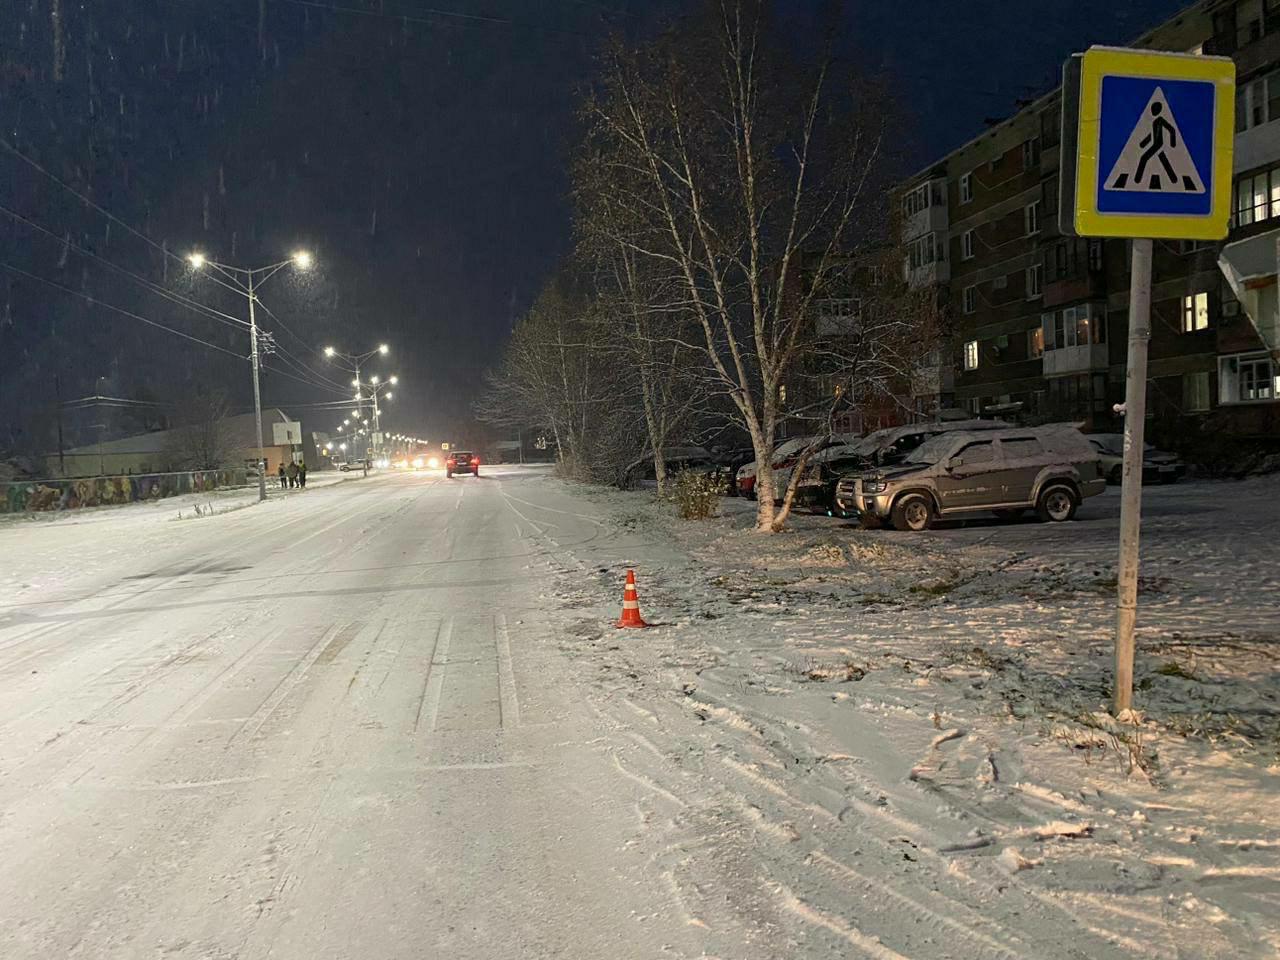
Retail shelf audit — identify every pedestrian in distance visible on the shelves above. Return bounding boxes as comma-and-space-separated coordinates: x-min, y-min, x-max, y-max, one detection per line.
278, 463, 287, 490
287, 460, 298, 489
298, 461, 307, 489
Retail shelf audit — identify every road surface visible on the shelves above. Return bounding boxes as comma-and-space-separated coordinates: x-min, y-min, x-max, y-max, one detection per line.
0, 466, 730, 959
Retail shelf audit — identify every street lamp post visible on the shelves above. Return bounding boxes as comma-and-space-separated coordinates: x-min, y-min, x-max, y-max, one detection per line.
189, 250, 312, 502
324, 343, 390, 475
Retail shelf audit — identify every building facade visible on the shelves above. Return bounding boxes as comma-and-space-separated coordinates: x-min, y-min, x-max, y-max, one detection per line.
902, 0, 1280, 449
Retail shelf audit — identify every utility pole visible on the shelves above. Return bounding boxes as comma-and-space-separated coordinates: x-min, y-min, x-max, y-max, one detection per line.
247, 269, 268, 502
187, 250, 310, 503
1113, 238, 1153, 715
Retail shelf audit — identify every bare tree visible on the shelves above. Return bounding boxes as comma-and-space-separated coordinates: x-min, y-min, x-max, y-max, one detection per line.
164, 388, 235, 471
580, 1, 899, 531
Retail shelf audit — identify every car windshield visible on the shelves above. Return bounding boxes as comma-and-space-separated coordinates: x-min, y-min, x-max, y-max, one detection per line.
904, 434, 955, 465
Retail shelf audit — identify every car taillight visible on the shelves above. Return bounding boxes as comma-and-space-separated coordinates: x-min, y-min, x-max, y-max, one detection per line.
446, 458, 456, 467
470, 458, 480, 466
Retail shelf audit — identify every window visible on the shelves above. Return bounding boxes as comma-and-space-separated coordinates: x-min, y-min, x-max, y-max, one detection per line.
1022, 137, 1040, 170
1236, 69, 1280, 132
955, 440, 996, 465
962, 286, 977, 314
1028, 326, 1044, 358
992, 274, 1008, 290
1042, 304, 1106, 349
962, 229, 976, 260
1220, 352, 1278, 403
1001, 438, 1044, 459
901, 182, 938, 218
1088, 239, 1104, 272
1024, 201, 1040, 236
905, 233, 943, 272
1181, 292, 1210, 332
1025, 263, 1042, 299
1233, 163, 1280, 225
963, 339, 979, 370
1183, 371, 1211, 412
960, 172, 973, 204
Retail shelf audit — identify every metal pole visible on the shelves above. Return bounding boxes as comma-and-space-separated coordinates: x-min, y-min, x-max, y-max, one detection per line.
247, 270, 268, 502
1114, 237, 1153, 715
355, 358, 368, 478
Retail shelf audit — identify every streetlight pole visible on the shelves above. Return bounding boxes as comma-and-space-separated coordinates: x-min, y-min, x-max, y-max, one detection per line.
188, 250, 311, 503
246, 269, 268, 502
323, 342, 390, 475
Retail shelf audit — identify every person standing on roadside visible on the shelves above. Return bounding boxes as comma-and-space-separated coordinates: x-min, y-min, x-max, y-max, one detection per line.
287, 460, 298, 489
298, 461, 307, 489
278, 463, 287, 489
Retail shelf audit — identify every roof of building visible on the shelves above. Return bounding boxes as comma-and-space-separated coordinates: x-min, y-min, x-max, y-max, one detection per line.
61, 409, 296, 458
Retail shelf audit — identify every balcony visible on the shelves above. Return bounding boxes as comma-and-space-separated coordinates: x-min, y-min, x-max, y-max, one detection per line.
906, 259, 949, 288
1234, 120, 1280, 175
911, 362, 955, 398
1043, 343, 1108, 377
903, 179, 949, 242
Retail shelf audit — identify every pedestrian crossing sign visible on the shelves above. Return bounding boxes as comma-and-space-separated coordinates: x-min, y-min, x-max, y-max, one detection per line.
1063, 47, 1234, 240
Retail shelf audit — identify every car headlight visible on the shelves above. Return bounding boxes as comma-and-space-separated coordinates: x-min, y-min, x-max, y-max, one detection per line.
863, 479, 888, 494
427, 456, 441, 469
412, 457, 424, 468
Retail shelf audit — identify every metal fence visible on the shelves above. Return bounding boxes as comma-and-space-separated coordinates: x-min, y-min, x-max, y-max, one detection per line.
1, 468, 248, 514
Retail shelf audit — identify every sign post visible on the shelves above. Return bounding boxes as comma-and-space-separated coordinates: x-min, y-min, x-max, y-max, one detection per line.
1060, 46, 1234, 715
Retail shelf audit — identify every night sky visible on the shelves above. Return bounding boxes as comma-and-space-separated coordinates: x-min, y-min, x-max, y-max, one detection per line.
0, 0, 1187, 455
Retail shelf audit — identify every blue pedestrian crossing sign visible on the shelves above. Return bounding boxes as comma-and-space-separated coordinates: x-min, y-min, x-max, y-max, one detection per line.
1061, 47, 1235, 240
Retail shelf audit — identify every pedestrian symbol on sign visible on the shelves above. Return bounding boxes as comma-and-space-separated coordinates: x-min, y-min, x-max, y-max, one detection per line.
1104, 87, 1205, 194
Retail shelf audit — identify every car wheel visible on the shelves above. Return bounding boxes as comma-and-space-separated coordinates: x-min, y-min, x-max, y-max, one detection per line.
992, 508, 1026, 520
1108, 465, 1122, 485
1036, 484, 1078, 523
890, 493, 932, 532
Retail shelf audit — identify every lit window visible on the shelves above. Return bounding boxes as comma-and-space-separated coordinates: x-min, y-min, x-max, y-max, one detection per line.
963, 340, 979, 371
1181, 292, 1210, 332
1028, 326, 1044, 358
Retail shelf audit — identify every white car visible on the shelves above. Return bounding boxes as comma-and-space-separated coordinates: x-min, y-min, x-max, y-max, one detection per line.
737, 435, 859, 501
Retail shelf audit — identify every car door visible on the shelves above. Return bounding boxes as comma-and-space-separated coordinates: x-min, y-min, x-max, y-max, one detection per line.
994, 436, 1045, 504
934, 439, 1000, 511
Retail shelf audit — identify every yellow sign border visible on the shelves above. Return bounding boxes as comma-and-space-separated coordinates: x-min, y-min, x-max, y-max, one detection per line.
1075, 46, 1235, 240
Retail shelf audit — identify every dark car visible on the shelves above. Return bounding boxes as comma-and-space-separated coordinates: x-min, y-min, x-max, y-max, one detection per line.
1087, 434, 1187, 484
446, 450, 480, 478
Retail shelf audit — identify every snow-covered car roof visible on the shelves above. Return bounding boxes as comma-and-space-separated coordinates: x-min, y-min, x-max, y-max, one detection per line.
907, 424, 1094, 465
849, 419, 1007, 455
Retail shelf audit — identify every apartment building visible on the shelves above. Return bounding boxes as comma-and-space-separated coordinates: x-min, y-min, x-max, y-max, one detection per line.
901, 0, 1280, 446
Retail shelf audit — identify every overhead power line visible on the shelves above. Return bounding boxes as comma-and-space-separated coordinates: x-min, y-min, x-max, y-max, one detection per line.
0, 259, 246, 361
0, 203, 250, 333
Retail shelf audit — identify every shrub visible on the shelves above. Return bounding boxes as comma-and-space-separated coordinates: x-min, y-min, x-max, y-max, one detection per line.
670, 469, 723, 520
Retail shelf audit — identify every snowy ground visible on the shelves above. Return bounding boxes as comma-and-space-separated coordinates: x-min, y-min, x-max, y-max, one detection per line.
0, 466, 1276, 958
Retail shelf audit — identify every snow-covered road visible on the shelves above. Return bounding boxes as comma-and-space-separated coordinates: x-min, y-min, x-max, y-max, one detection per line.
1, 467, 1276, 959
0, 466, 732, 959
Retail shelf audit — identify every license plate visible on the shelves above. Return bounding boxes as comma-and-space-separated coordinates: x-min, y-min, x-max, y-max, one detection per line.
1158, 465, 1175, 473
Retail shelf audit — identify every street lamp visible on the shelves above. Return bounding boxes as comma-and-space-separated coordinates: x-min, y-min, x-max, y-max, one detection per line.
189, 248, 313, 502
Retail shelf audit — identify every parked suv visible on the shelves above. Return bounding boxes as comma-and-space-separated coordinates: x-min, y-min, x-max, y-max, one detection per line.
834, 425, 1105, 531
821, 419, 1008, 517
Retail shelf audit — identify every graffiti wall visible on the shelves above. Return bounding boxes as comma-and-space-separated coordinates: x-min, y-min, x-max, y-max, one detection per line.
1, 469, 248, 514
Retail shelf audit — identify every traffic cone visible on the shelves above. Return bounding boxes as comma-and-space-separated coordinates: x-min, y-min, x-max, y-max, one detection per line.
616, 568, 650, 628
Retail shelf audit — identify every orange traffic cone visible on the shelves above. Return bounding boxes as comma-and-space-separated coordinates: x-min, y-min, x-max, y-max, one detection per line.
616, 569, 650, 628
